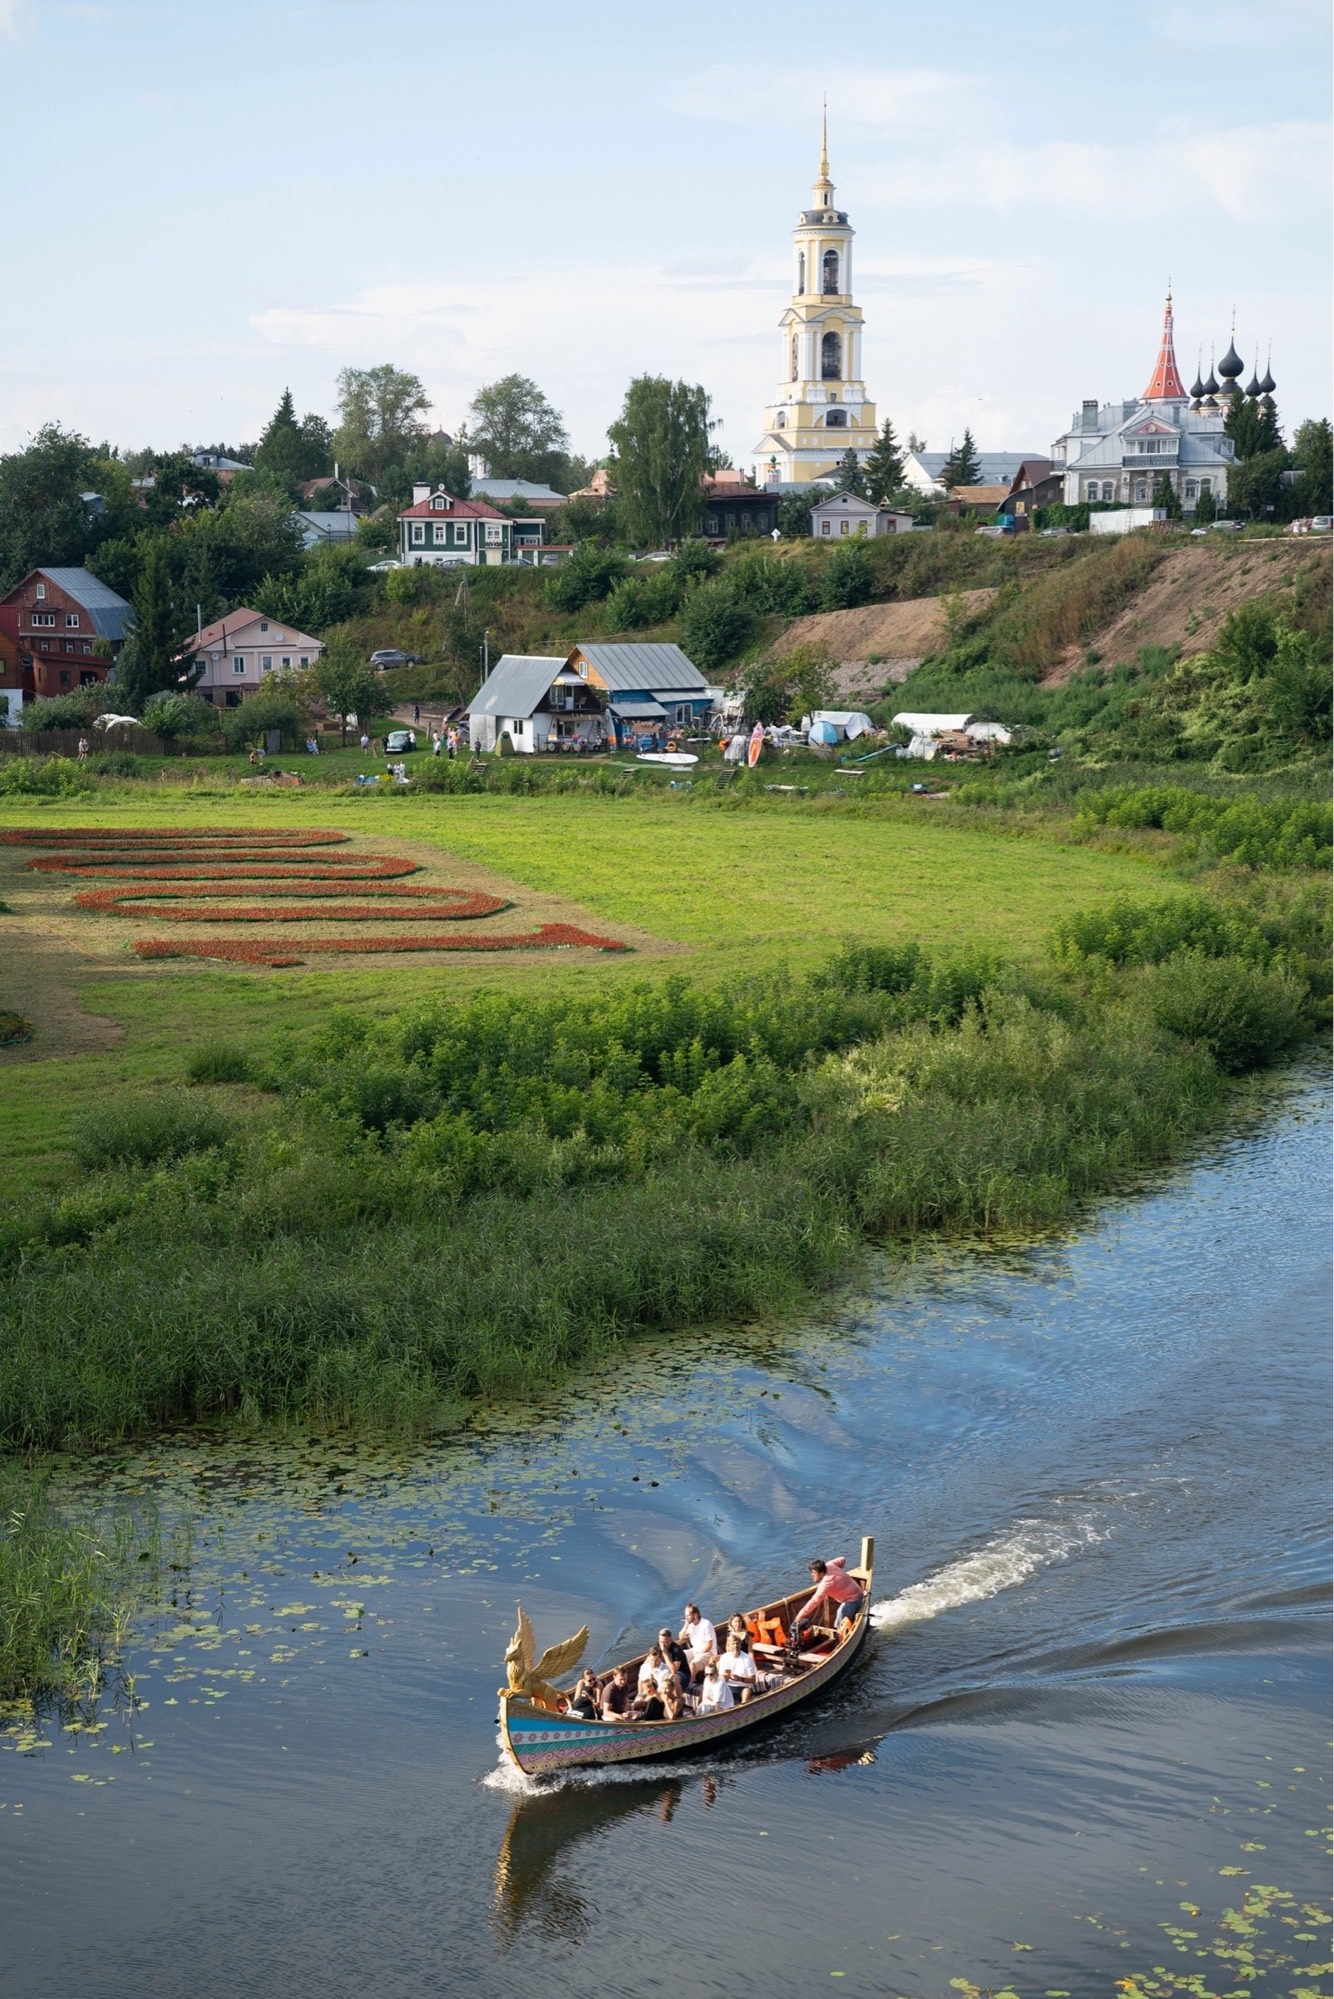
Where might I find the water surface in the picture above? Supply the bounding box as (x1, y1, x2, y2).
(4, 1057, 1330, 1997)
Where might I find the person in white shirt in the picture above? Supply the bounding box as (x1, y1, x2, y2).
(696, 1662, 734, 1715)
(637, 1645, 672, 1694)
(720, 1633, 758, 1703)
(679, 1604, 717, 1682)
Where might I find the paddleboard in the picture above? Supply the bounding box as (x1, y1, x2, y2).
(747, 722, 765, 769)
(636, 752, 698, 767)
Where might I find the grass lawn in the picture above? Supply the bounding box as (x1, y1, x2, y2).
(0, 789, 1168, 1193)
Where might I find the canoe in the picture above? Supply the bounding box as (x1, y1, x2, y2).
(498, 1538, 874, 1776)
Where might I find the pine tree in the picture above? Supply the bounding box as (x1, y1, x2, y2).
(832, 446, 866, 496)
(939, 427, 981, 489)
(1151, 471, 1181, 519)
(863, 419, 905, 504)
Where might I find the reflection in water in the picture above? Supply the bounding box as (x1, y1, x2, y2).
(494, 1779, 684, 1944)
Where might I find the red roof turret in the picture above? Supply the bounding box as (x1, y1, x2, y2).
(1142, 290, 1187, 402)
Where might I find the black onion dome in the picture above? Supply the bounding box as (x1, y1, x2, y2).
(1245, 372, 1262, 397)
(1190, 372, 1205, 398)
(1202, 394, 1219, 410)
(1218, 340, 1244, 379)
(1203, 366, 1219, 394)
(1259, 366, 1276, 394)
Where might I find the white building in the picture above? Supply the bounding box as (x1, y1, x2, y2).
(753, 114, 878, 485)
(186, 609, 324, 707)
(902, 452, 1035, 496)
(810, 492, 914, 538)
(1051, 294, 1244, 514)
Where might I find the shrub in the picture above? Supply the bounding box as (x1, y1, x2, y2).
(0, 755, 92, 797)
(819, 539, 875, 610)
(1140, 952, 1308, 1072)
(0, 1011, 33, 1046)
(547, 543, 626, 611)
(667, 538, 721, 586)
(187, 1045, 257, 1085)
(72, 1092, 233, 1169)
(678, 583, 755, 672)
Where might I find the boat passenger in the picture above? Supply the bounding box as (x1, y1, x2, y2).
(658, 1629, 691, 1692)
(726, 1613, 751, 1653)
(696, 1663, 734, 1715)
(599, 1667, 632, 1721)
(637, 1645, 672, 1695)
(659, 1677, 685, 1722)
(679, 1604, 718, 1682)
(631, 1683, 667, 1722)
(793, 1556, 864, 1638)
(720, 1633, 757, 1704)
(565, 1668, 600, 1719)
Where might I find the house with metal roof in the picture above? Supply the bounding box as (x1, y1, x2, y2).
(466, 655, 607, 755)
(564, 641, 712, 745)
(902, 451, 1037, 496)
(0, 566, 132, 712)
(398, 486, 513, 567)
(180, 608, 324, 708)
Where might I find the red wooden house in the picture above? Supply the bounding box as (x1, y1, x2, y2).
(0, 567, 132, 720)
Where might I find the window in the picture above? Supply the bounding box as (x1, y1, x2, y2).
(1084, 481, 1101, 501)
(233, 658, 246, 675)
(826, 408, 847, 428)
(822, 248, 839, 293)
(452, 522, 469, 546)
(81, 642, 91, 656)
(31, 611, 56, 627)
(791, 334, 799, 381)
(262, 655, 272, 671)
(281, 656, 291, 669)
(775, 410, 786, 428)
(675, 704, 690, 725)
(820, 520, 832, 536)
(839, 519, 850, 535)
(434, 523, 447, 545)
(59, 668, 70, 683)
(485, 523, 503, 544)
(65, 613, 80, 628)
(299, 655, 309, 666)
(1102, 482, 1114, 502)
(432, 495, 447, 510)
(40, 640, 50, 652)
(35, 583, 45, 599)
(706, 514, 719, 534)
(821, 331, 841, 380)
(797, 251, 805, 293)
(1185, 482, 1197, 499)
(1135, 481, 1148, 502)
(260, 620, 269, 632)
(1199, 478, 1211, 496)
(196, 654, 207, 670)
(411, 523, 425, 544)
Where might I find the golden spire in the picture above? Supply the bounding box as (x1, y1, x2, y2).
(813, 97, 834, 206)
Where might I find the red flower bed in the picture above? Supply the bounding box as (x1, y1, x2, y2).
(0, 828, 347, 847)
(75, 884, 508, 920)
(33, 856, 420, 880)
(131, 924, 630, 966)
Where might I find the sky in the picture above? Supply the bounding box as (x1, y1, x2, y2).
(0, 0, 1329, 469)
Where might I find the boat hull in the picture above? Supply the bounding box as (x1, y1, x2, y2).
(500, 1564, 873, 1776)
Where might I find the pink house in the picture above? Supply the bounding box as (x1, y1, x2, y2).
(186, 608, 324, 706)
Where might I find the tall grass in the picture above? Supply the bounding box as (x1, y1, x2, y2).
(0, 891, 1323, 1453)
(0, 1463, 153, 1701)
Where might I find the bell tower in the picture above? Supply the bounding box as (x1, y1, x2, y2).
(752, 109, 877, 486)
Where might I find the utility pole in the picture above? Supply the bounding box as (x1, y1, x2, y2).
(480, 628, 490, 678)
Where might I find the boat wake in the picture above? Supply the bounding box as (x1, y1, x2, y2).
(870, 1515, 1104, 1634)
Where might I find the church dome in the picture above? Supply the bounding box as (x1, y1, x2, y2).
(1218, 339, 1244, 380)
(1245, 372, 1261, 397)
(1259, 366, 1276, 395)
(1203, 365, 1219, 395)
(1202, 394, 1219, 410)
(1189, 372, 1205, 399)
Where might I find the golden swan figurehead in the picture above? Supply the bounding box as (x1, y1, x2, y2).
(502, 1604, 590, 1705)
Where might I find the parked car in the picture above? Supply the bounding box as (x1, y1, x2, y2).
(370, 649, 426, 668)
(1207, 520, 1244, 534)
(1038, 526, 1071, 537)
(383, 729, 418, 754)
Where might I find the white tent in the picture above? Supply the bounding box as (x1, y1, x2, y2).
(965, 721, 1012, 745)
(891, 711, 973, 735)
(810, 709, 875, 741)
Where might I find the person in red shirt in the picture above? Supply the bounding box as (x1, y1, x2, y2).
(793, 1556, 864, 1638)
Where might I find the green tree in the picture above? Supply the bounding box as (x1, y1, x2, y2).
(832, 447, 866, 496)
(607, 376, 715, 546)
(546, 543, 626, 611)
(863, 419, 906, 505)
(677, 582, 754, 672)
(1291, 418, 1333, 514)
(1151, 471, 1182, 520)
(667, 538, 721, 587)
(334, 364, 431, 483)
(315, 634, 393, 743)
(1193, 486, 1218, 524)
(939, 428, 982, 489)
(253, 390, 330, 484)
(140, 691, 218, 746)
(0, 425, 116, 590)
(776, 492, 813, 538)
(376, 433, 472, 512)
(819, 539, 874, 611)
(136, 451, 221, 531)
(115, 539, 187, 708)
(219, 679, 310, 752)
(467, 374, 569, 484)
(1228, 448, 1289, 522)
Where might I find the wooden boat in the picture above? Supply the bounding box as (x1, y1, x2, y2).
(498, 1538, 874, 1776)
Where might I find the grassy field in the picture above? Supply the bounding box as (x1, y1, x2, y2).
(0, 790, 1168, 1193)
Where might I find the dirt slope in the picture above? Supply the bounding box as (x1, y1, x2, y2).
(1043, 541, 1318, 685)
(772, 590, 997, 700)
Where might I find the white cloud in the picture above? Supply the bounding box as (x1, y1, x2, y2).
(0, 0, 26, 35)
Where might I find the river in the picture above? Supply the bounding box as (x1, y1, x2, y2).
(4, 1056, 1330, 1998)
